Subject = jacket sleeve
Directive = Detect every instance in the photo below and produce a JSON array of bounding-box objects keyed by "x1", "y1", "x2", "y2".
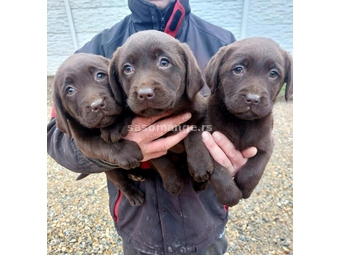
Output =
[{"x1": 47, "y1": 117, "x2": 119, "y2": 174}]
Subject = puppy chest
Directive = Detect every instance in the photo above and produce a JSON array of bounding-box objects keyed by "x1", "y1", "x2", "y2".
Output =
[{"x1": 219, "y1": 121, "x2": 270, "y2": 151}]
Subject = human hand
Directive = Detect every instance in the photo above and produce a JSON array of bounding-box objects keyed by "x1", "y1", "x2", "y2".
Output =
[
  {"x1": 124, "y1": 112, "x2": 193, "y2": 162},
  {"x1": 201, "y1": 131, "x2": 257, "y2": 177}
]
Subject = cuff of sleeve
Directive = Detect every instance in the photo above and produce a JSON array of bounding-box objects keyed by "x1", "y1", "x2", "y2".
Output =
[{"x1": 87, "y1": 158, "x2": 122, "y2": 170}]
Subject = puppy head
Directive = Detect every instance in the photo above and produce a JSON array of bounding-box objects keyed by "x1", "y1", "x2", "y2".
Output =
[
  {"x1": 205, "y1": 37, "x2": 293, "y2": 120},
  {"x1": 52, "y1": 53, "x2": 123, "y2": 137},
  {"x1": 108, "y1": 30, "x2": 205, "y2": 117}
]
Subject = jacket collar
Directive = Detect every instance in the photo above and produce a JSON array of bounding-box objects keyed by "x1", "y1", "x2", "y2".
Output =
[{"x1": 128, "y1": 0, "x2": 191, "y2": 34}]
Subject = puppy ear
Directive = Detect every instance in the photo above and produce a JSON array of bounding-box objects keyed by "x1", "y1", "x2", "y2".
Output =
[
  {"x1": 52, "y1": 84, "x2": 72, "y2": 138},
  {"x1": 180, "y1": 42, "x2": 205, "y2": 99},
  {"x1": 205, "y1": 46, "x2": 228, "y2": 94},
  {"x1": 108, "y1": 48, "x2": 125, "y2": 105},
  {"x1": 284, "y1": 52, "x2": 293, "y2": 101}
]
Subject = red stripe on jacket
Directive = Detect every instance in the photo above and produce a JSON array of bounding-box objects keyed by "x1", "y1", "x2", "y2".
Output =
[{"x1": 164, "y1": 0, "x2": 185, "y2": 37}]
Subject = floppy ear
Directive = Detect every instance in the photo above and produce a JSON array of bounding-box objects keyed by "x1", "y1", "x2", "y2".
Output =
[
  {"x1": 205, "y1": 46, "x2": 228, "y2": 94},
  {"x1": 180, "y1": 42, "x2": 205, "y2": 99},
  {"x1": 284, "y1": 51, "x2": 293, "y2": 101},
  {"x1": 108, "y1": 48, "x2": 125, "y2": 105},
  {"x1": 52, "y1": 83, "x2": 72, "y2": 138}
]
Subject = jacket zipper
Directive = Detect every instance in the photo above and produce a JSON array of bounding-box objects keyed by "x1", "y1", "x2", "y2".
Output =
[{"x1": 160, "y1": 17, "x2": 165, "y2": 31}]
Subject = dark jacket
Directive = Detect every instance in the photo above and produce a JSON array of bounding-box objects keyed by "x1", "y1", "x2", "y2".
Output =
[{"x1": 47, "y1": 0, "x2": 236, "y2": 254}]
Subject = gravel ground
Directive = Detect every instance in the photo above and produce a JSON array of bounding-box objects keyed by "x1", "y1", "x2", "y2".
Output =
[{"x1": 47, "y1": 76, "x2": 293, "y2": 255}]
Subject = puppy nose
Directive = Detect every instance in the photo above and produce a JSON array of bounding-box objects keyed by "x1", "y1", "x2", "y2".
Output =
[
  {"x1": 245, "y1": 93, "x2": 260, "y2": 105},
  {"x1": 91, "y1": 98, "x2": 106, "y2": 112},
  {"x1": 137, "y1": 88, "x2": 155, "y2": 100}
]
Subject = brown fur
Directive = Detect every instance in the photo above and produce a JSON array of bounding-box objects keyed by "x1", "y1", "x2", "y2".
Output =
[
  {"x1": 52, "y1": 53, "x2": 145, "y2": 206},
  {"x1": 186, "y1": 37, "x2": 293, "y2": 206},
  {"x1": 108, "y1": 30, "x2": 207, "y2": 195}
]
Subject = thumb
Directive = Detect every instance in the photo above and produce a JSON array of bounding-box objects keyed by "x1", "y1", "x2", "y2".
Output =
[{"x1": 241, "y1": 147, "x2": 257, "y2": 159}]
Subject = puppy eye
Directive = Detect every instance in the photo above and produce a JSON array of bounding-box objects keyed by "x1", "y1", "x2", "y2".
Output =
[
  {"x1": 124, "y1": 65, "x2": 133, "y2": 74},
  {"x1": 66, "y1": 86, "x2": 76, "y2": 95},
  {"x1": 232, "y1": 65, "x2": 244, "y2": 75},
  {"x1": 96, "y1": 72, "x2": 107, "y2": 79},
  {"x1": 269, "y1": 70, "x2": 279, "y2": 78},
  {"x1": 159, "y1": 58, "x2": 170, "y2": 67}
]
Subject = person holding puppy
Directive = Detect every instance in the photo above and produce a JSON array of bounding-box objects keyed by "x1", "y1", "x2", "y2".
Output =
[{"x1": 47, "y1": 0, "x2": 257, "y2": 254}]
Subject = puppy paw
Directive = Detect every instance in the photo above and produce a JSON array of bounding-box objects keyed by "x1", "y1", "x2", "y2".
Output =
[
  {"x1": 117, "y1": 158, "x2": 141, "y2": 170},
  {"x1": 109, "y1": 151, "x2": 142, "y2": 169},
  {"x1": 101, "y1": 127, "x2": 122, "y2": 143},
  {"x1": 163, "y1": 178, "x2": 183, "y2": 195},
  {"x1": 216, "y1": 191, "x2": 242, "y2": 207},
  {"x1": 189, "y1": 166, "x2": 211, "y2": 182},
  {"x1": 110, "y1": 128, "x2": 124, "y2": 143},
  {"x1": 193, "y1": 180, "x2": 209, "y2": 191},
  {"x1": 209, "y1": 167, "x2": 242, "y2": 207},
  {"x1": 213, "y1": 182, "x2": 242, "y2": 207},
  {"x1": 112, "y1": 140, "x2": 143, "y2": 169},
  {"x1": 188, "y1": 159, "x2": 214, "y2": 182},
  {"x1": 234, "y1": 173, "x2": 258, "y2": 199},
  {"x1": 128, "y1": 173, "x2": 146, "y2": 182},
  {"x1": 194, "y1": 172, "x2": 210, "y2": 182},
  {"x1": 124, "y1": 189, "x2": 145, "y2": 206}
]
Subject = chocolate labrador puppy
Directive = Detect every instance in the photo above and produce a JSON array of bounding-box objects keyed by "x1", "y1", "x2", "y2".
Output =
[
  {"x1": 186, "y1": 37, "x2": 293, "y2": 206},
  {"x1": 107, "y1": 30, "x2": 207, "y2": 195},
  {"x1": 52, "y1": 52, "x2": 145, "y2": 206}
]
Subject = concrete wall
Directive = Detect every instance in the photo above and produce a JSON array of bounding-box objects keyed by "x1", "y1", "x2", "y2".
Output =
[{"x1": 47, "y1": 0, "x2": 293, "y2": 75}]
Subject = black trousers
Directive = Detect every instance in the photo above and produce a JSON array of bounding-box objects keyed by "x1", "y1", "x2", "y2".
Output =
[{"x1": 122, "y1": 236, "x2": 228, "y2": 255}]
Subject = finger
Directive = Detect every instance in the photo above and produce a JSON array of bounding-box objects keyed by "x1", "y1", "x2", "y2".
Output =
[
  {"x1": 141, "y1": 151, "x2": 167, "y2": 162},
  {"x1": 212, "y1": 131, "x2": 238, "y2": 158},
  {"x1": 143, "y1": 125, "x2": 193, "y2": 155},
  {"x1": 211, "y1": 131, "x2": 248, "y2": 172},
  {"x1": 242, "y1": 146, "x2": 257, "y2": 159},
  {"x1": 129, "y1": 111, "x2": 173, "y2": 132},
  {"x1": 125, "y1": 112, "x2": 192, "y2": 142},
  {"x1": 201, "y1": 131, "x2": 234, "y2": 173}
]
